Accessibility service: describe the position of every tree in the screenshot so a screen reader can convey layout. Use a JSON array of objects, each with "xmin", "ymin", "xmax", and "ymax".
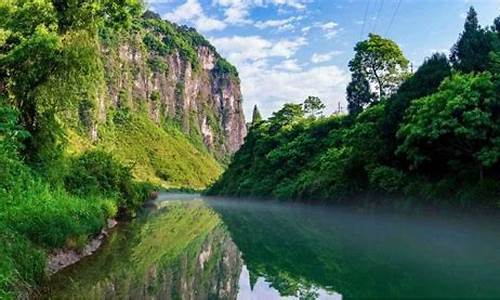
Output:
[
  {"xmin": 303, "ymin": 96, "xmax": 325, "ymax": 118},
  {"xmin": 346, "ymin": 71, "xmax": 374, "ymax": 115},
  {"xmin": 0, "ymin": 0, "xmax": 142, "ymax": 163},
  {"xmin": 450, "ymin": 7, "xmax": 492, "ymax": 73},
  {"xmin": 268, "ymin": 103, "xmax": 304, "ymax": 132},
  {"xmin": 383, "ymin": 53, "xmax": 451, "ymax": 149},
  {"xmin": 396, "ymin": 73, "xmax": 500, "ymax": 180},
  {"xmin": 251, "ymin": 104, "xmax": 262, "ymax": 125},
  {"xmin": 493, "ymin": 16, "xmax": 500, "ymax": 33},
  {"xmin": 348, "ymin": 33, "xmax": 409, "ymax": 100}
]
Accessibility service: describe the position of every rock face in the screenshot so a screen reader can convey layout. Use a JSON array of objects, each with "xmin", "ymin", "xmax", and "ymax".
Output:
[{"xmin": 95, "ymin": 17, "xmax": 247, "ymax": 159}]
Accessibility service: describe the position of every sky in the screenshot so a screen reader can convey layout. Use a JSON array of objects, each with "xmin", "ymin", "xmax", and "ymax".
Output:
[{"xmin": 147, "ymin": 0, "xmax": 500, "ymax": 119}]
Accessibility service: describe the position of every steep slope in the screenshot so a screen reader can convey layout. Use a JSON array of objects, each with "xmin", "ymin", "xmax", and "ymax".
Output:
[{"xmin": 69, "ymin": 12, "xmax": 247, "ymax": 187}]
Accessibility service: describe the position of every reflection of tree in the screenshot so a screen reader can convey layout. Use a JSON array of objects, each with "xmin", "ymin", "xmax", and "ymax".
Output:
[
  {"xmin": 209, "ymin": 200, "xmax": 344, "ymax": 298},
  {"xmin": 44, "ymin": 201, "xmax": 243, "ymax": 299}
]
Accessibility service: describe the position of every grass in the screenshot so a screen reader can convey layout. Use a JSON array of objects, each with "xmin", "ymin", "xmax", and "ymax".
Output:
[
  {"xmin": 96, "ymin": 114, "xmax": 222, "ymax": 189},
  {"xmin": 0, "ymin": 154, "xmax": 117, "ymax": 298}
]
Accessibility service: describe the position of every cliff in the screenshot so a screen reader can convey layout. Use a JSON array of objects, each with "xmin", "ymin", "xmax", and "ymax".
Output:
[
  {"xmin": 71, "ymin": 12, "xmax": 247, "ymax": 187},
  {"xmin": 99, "ymin": 13, "xmax": 245, "ymax": 157}
]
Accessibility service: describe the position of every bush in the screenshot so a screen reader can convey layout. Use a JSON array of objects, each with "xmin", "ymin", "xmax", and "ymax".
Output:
[
  {"xmin": 65, "ymin": 150, "xmax": 151, "ymax": 214},
  {"xmin": 368, "ymin": 165, "xmax": 407, "ymax": 193}
]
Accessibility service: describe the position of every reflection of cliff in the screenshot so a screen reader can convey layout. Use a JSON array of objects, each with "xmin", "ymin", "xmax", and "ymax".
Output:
[
  {"xmin": 43, "ymin": 201, "xmax": 242, "ymax": 299},
  {"xmin": 208, "ymin": 200, "xmax": 343, "ymax": 299}
]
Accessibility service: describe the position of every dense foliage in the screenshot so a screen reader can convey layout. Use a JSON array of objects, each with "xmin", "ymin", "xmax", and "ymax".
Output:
[
  {"xmin": 0, "ymin": 0, "xmax": 234, "ymax": 295},
  {"xmin": 209, "ymin": 8, "xmax": 500, "ymax": 207},
  {"xmin": 0, "ymin": 0, "xmax": 229, "ymax": 297}
]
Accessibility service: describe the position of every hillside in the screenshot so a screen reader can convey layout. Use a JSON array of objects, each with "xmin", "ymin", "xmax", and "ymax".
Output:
[
  {"xmin": 208, "ymin": 9, "xmax": 500, "ymax": 207},
  {"xmin": 66, "ymin": 11, "xmax": 246, "ymax": 188},
  {"xmin": 0, "ymin": 1, "xmax": 244, "ymax": 297}
]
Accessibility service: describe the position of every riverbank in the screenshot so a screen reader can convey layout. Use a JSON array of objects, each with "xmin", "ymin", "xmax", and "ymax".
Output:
[{"xmin": 0, "ymin": 149, "xmax": 159, "ymax": 298}]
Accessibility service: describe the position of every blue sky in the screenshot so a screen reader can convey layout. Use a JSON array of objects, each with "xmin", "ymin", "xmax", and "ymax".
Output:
[{"xmin": 147, "ymin": 0, "xmax": 500, "ymax": 118}]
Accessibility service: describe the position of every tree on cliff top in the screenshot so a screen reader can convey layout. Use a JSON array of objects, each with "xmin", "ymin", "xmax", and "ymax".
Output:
[{"xmin": 251, "ymin": 105, "xmax": 262, "ymax": 125}]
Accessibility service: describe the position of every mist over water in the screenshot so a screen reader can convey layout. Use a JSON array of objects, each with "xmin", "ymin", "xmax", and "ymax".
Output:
[{"xmin": 43, "ymin": 194, "xmax": 500, "ymax": 299}]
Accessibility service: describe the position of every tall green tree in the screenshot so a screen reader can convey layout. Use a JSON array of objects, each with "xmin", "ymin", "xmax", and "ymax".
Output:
[
  {"xmin": 269, "ymin": 103, "xmax": 304, "ymax": 132},
  {"xmin": 251, "ymin": 104, "xmax": 262, "ymax": 125},
  {"xmin": 348, "ymin": 34, "xmax": 409, "ymax": 100},
  {"xmin": 450, "ymin": 7, "xmax": 492, "ymax": 73},
  {"xmin": 383, "ymin": 53, "xmax": 451, "ymax": 152},
  {"xmin": 346, "ymin": 71, "xmax": 373, "ymax": 115},
  {"xmin": 397, "ymin": 73, "xmax": 500, "ymax": 179},
  {"xmin": 0, "ymin": 0, "xmax": 142, "ymax": 164},
  {"xmin": 303, "ymin": 96, "xmax": 325, "ymax": 118}
]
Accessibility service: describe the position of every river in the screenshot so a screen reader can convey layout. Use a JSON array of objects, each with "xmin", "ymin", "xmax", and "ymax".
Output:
[{"xmin": 41, "ymin": 193, "xmax": 500, "ymax": 299}]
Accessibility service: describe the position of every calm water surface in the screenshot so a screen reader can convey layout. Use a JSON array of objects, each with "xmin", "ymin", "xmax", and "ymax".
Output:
[{"xmin": 42, "ymin": 194, "xmax": 500, "ymax": 299}]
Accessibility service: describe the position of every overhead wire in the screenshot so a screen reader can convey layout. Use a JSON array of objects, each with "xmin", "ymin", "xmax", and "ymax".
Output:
[
  {"xmin": 359, "ymin": 0, "xmax": 371, "ymax": 40},
  {"xmin": 385, "ymin": 0, "xmax": 402, "ymax": 37},
  {"xmin": 372, "ymin": 0, "xmax": 385, "ymax": 33}
]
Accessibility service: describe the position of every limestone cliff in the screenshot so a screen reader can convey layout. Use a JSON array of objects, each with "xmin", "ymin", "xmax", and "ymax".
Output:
[{"xmin": 93, "ymin": 13, "xmax": 246, "ymax": 161}]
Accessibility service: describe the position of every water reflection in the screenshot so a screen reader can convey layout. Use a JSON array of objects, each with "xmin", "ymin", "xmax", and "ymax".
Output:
[
  {"xmin": 43, "ymin": 195, "xmax": 500, "ymax": 299},
  {"xmin": 44, "ymin": 200, "xmax": 242, "ymax": 299}
]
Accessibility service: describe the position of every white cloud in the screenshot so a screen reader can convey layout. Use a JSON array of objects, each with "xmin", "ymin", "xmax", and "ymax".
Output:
[
  {"xmin": 319, "ymin": 21, "xmax": 337, "ymax": 30},
  {"xmin": 211, "ymin": 35, "xmax": 348, "ymax": 117},
  {"xmin": 241, "ymin": 64, "xmax": 348, "ymax": 117},
  {"xmin": 313, "ymin": 21, "xmax": 341, "ymax": 40},
  {"xmin": 163, "ymin": 0, "xmax": 226, "ymax": 31},
  {"xmin": 254, "ymin": 16, "xmax": 302, "ymax": 30},
  {"xmin": 146, "ymin": 0, "xmax": 174, "ymax": 3},
  {"xmin": 311, "ymin": 51, "xmax": 343, "ymax": 64},
  {"xmin": 274, "ymin": 59, "xmax": 303, "ymax": 71},
  {"xmin": 212, "ymin": 0, "xmax": 310, "ymax": 25},
  {"xmin": 210, "ymin": 35, "xmax": 307, "ymax": 64}
]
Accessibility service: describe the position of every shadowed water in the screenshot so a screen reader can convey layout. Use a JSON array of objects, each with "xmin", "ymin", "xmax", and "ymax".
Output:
[{"xmin": 42, "ymin": 194, "xmax": 500, "ymax": 299}]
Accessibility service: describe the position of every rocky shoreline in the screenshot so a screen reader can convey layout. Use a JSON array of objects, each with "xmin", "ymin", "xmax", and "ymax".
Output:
[{"xmin": 46, "ymin": 219, "xmax": 118, "ymax": 275}]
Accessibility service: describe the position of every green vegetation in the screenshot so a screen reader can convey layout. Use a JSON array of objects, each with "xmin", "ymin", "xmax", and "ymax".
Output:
[
  {"xmin": 44, "ymin": 201, "xmax": 237, "ymax": 299},
  {"xmin": 209, "ymin": 8, "xmax": 500, "ymax": 207},
  {"xmin": 0, "ymin": 0, "xmax": 227, "ymax": 298},
  {"xmin": 98, "ymin": 114, "xmax": 222, "ymax": 188},
  {"xmin": 214, "ymin": 57, "xmax": 239, "ymax": 81},
  {"xmin": 140, "ymin": 15, "xmax": 238, "ymax": 78}
]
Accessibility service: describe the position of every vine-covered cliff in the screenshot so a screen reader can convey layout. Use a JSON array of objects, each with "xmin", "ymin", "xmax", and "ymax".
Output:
[
  {"xmin": 95, "ymin": 12, "xmax": 246, "ymax": 157},
  {"xmin": 72, "ymin": 12, "xmax": 247, "ymax": 187}
]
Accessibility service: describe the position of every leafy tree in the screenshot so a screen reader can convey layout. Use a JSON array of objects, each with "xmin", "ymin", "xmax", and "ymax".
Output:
[
  {"xmin": 494, "ymin": 16, "xmax": 500, "ymax": 33},
  {"xmin": 450, "ymin": 7, "xmax": 492, "ymax": 73},
  {"xmin": 397, "ymin": 73, "xmax": 500, "ymax": 180},
  {"xmin": 0, "ymin": 99, "xmax": 29, "ymax": 157},
  {"xmin": 251, "ymin": 104, "xmax": 262, "ymax": 125},
  {"xmin": 348, "ymin": 34, "xmax": 409, "ymax": 100},
  {"xmin": 303, "ymin": 96, "xmax": 325, "ymax": 118},
  {"xmin": 489, "ymin": 16, "xmax": 500, "ymax": 74},
  {"xmin": 0, "ymin": 0, "xmax": 141, "ymax": 164},
  {"xmin": 383, "ymin": 53, "xmax": 451, "ymax": 152},
  {"xmin": 346, "ymin": 71, "xmax": 374, "ymax": 115},
  {"xmin": 268, "ymin": 103, "xmax": 304, "ymax": 132}
]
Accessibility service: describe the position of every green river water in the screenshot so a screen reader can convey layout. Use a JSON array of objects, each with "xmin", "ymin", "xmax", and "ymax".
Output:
[{"xmin": 41, "ymin": 194, "xmax": 500, "ymax": 299}]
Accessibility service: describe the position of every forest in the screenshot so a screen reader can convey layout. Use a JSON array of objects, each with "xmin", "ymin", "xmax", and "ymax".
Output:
[
  {"xmin": 208, "ymin": 7, "xmax": 500, "ymax": 208},
  {"xmin": 0, "ymin": 0, "xmax": 240, "ymax": 297}
]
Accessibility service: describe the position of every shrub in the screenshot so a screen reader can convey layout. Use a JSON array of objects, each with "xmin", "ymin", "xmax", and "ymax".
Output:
[
  {"xmin": 65, "ymin": 150, "xmax": 149, "ymax": 214},
  {"xmin": 368, "ymin": 165, "xmax": 407, "ymax": 193}
]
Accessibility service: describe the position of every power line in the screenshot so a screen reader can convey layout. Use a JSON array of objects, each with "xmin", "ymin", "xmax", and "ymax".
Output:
[
  {"xmin": 385, "ymin": 0, "xmax": 402, "ymax": 37},
  {"xmin": 372, "ymin": 0, "xmax": 385, "ymax": 33},
  {"xmin": 359, "ymin": 0, "xmax": 371, "ymax": 40}
]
